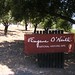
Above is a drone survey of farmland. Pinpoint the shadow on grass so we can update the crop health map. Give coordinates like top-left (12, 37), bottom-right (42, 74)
top-left (0, 29), bottom-right (17, 36)
top-left (0, 39), bottom-right (75, 75)
top-left (0, 40), bottom-right (37, 75)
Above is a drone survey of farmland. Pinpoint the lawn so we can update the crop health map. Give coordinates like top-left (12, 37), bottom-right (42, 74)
top-left (71, 29), bottom-right (75, 33)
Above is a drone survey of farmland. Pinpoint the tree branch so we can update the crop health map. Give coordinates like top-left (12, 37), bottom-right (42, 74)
top-left (50, 13), bottom-right (75, 24)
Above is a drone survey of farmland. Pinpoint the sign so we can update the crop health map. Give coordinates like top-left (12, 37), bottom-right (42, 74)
top-left (24, 34), bottom-right (74, 54)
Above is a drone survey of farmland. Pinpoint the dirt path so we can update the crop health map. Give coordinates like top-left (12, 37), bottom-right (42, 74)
top-left (0, 25), bottom-right (75, 75)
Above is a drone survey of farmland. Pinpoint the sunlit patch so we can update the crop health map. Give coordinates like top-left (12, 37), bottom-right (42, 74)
top-left (0, 64), bottom-right (14, 75)
top-left (71, 62), bottom-right (75, 64)
top-left (0, 45), bottom-right (4, 47)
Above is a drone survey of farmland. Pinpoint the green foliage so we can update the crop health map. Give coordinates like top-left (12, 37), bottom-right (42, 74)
top-left (71, 29), bottom-right (75, 33)
top-left (56, 19), bottom-right (72, 32)
top-left (43, 18), bottom-right (52, 29)
top-left (0, 0), bottom-right (11, 17)
top-left (10, 0), bottom-right (75, 23)
top-left (0, 0), bottom-right (75, 32)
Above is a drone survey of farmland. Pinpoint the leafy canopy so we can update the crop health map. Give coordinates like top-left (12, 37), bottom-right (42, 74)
top-left (10, 0), bottom-right (75, 24)
top-left (0, 0), bottom-right (75, 31)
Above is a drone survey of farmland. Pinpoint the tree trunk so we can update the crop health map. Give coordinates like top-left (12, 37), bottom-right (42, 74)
top-left (25, 20), bottom-right (28, 31)
top-left (34, 24), bottom-right (37, 33)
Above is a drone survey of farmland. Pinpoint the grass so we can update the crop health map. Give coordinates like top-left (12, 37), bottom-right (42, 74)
top-left (71, 29), bottom-right (75, 33)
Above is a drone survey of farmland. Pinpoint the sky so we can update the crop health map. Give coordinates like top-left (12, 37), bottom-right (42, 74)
top-left (72, 14), bottom-right (75, 29)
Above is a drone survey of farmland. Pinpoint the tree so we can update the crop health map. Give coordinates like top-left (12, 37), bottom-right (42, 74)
top-left (10, 0), bottom-right (30, 30)
top-left (0, 0), bottom-right (11, 18)
top-left (56, 19), bottom-right (72, 32)
top-left (10, 0), bottom-right (75, 31)
top-left (10, 0), bottom-right (44, 31)
top-left (0, 0), bottom-right (12, 25)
